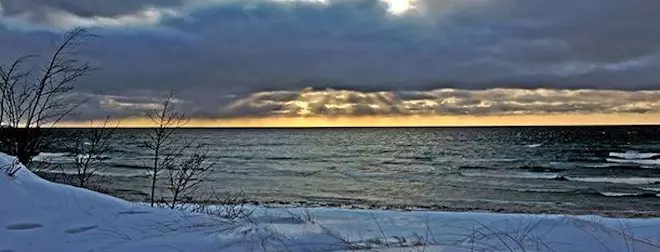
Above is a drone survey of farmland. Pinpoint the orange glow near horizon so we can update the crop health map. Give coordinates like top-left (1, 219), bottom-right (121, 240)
top-left (57, 113), bottom-right (660, 128)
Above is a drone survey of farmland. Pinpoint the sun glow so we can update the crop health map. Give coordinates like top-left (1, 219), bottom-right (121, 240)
top-left (271, 0), bottom-right (416, 15)
top-left (58, 113), bottom-right (660, 128)
top-left (381, 0), bottom-right (416, 15)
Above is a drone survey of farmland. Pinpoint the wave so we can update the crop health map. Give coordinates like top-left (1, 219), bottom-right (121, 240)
top-left (58, 170), bottom-right (148, 178)
top-left (606, 158), bottom-right (660, 166)
top-left (489, 187), bottom-right (580, 193)
top-left (599, 192), bottom-right (659, 198)
top-left (460, 171), bottom-right (561, 180)
top-left (34, 152), bottom-right (69, 158)
top-left (518, 166), bottom-right (566, 173)
top-left (525, 144), bottom-right (543, 148)
top-left (609, 151), bottom-right (659, 160)
top-left (640, 187), bottom-right (660, 192)
top-left (33, 152), bottom-right (113, 162)
top-left (112, 163), bottom-right (150, 169)
top-left (579, 163), bottom-right (640, 168)
top-left (265, 157), bottom-right (307, 161)
top-left (564, 176), bottom-right (660, 185)
top-left (76, 154), bottom-right (111, 160)
top-left (459, 165), bottom-right (565, 173)
top-left (464, 158), bottom-right (519, 162)
top-left (32, 152), bottom-right (72, 163)
top-left (510, 188), bottom-right (575, 193)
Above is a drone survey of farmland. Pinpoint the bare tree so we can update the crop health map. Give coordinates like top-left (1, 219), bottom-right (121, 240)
top-left (142, 94), bottom-right (253, 219)
top-left (162, 147), bottom-right (214, 209)
top-left (144, 93), bottom-right (187, 206)
top-left (68, 117), bottom-right (117, 188)
top-left (0, 28), bottom-right (94, 164)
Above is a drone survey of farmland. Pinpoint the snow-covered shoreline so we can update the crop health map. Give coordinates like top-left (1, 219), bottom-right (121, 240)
top-left (3, 153), bottom-right (660, 251)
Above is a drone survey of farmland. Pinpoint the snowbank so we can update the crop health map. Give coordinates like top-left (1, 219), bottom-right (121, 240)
top-left (1, 152), bottom-right (660, 251)
top-left (0, 153), bottom-right (346, 252)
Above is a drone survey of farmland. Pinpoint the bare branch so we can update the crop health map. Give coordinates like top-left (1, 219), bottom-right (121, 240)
top-left (145, 92), bottom-right (189, 206)
top-left (68, 116), bottom-right (117, 188)
top-left (0, 27), bottom-right (95, 164)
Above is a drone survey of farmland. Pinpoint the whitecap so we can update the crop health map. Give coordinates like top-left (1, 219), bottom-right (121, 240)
top-left (508, 188), bottom-right (575, 193)
top-left (599, 192), bottom-right (643, 197)
top-left (76, 154), bottom-right (111, 160)
top-left (580, 163), bottom-right (635, 168)
top-left (566, 176), bottom-right (660, 185)
top-left (32, 152), bottom-right (72, 163)
top-left (525, 144), bottom-right (543, 148)
top-left (609, 151), bottom-right (659, 160)
top-left (461, 171), bottom-right (560, 180)
top-left (34, 152), bottom-right (69, 158)
top-left (606, 158), bottom-right (660, 166)
top-left (640, 187), bottom-right (660, 192)
top-left (599, 192), bottom-right (659, 197)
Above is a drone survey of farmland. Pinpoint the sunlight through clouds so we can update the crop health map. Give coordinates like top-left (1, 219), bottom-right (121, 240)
top-left (3, 0), bottom-right (660, 127)
top-left (0, 0), bottom-right (427, 30)
top-left (380, 0), bottom-right (416, 15)
top-left (222, 88), bottom-right (660, 118)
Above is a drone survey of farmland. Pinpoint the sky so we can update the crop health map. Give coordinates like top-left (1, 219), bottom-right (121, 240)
top-left (1, 0), bottom-right (660, 127)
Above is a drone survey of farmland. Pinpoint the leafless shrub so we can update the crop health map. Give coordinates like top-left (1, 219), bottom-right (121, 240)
top-left (68, 117), bottom-right (117, 188)
top-left (144, 93), bottom-right (187, 207)
top-left (0, 28), bottom-right (95, 164)
top-left (140, 94), bottom-right (258, 221)
top-left (287, 208), bottom-right (315, 224)
top-left (28, 157), bottom-right (61, 174)
top-left (190, 191), bottom-right (256, 221)
top-left (2, 158), bottom-right (22, 177)
top-left (162, 147), bottom-right (214, 209)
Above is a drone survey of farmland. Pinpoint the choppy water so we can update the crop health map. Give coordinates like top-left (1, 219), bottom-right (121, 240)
top-left (38, 126), bottom-right (660, 215)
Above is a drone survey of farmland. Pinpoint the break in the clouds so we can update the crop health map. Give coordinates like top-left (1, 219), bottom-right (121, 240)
top-left (70, 88), bottom-right (660, 121)
top-left (1, 0), bottom-right (660, 121)
top-left (222, 88), bottom-right (660, 117)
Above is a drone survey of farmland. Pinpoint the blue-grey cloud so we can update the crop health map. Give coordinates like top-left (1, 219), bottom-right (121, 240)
top-left (1, 0), bottom-right (660, 120)
top-left (0, 0), bottom-right (182, 18)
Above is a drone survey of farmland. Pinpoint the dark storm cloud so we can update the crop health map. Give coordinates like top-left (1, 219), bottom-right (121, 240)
top-left (0, 0), bottom-right (182, 18)
top-left (1, 0), bottom-right (660, 120)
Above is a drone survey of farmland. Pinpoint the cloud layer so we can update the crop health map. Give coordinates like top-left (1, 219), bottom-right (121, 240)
top-left (1, 0), bottom-right (660, 121)
top-left (70, 88), bottom-right (660, 121)
top-left (222, 88), bottom-right (660, 117)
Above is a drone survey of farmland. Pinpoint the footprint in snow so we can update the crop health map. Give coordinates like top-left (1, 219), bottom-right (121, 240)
top-left (6, 223), bottom-right (43, 230)
top-left (65, 225), bottom-right (99, 234)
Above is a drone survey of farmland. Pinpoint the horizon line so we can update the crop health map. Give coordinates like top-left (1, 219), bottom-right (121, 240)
top-left (51, 123), bottom-right (660, 129)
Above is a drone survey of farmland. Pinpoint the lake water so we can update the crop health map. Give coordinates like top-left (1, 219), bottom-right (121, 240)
top-left (37, 126), bottom-right (660, 216)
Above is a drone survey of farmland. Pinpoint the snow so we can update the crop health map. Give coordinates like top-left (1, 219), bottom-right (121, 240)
top-left (2, 152), bottom-right (660, 252)
top-left (0, 153), bottom-right (345, 252)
